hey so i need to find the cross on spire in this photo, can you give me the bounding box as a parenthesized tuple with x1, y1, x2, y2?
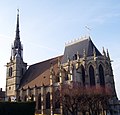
(17, 9, 19, 14)
(12, 9, 23, 58)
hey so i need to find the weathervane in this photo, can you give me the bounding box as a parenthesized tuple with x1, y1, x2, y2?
(85, 26, 91, 36)
(17, 9, 19, 12)
(17, 9, 19, 15)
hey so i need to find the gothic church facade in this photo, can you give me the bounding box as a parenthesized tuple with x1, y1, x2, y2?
(6, 11, 119, 115)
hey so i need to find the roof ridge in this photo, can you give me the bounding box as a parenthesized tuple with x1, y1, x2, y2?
(29, 55, 63, 67)
(65, 35, 90, 47)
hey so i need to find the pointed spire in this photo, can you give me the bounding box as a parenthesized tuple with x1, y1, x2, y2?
(103, 47, 106, 57)
(83, 49, 86, 60)
(107, 49, 110, 60)
(50, 63, 55, 75)
(67, 55, 70, 63)
(77, 51, 80, 60)
(15, 9, 20, 40)
(12, 9, 23, 58)
(93, 47, 96, 61)
(58, 57, 61, 67)
(10, 45, 13, 61)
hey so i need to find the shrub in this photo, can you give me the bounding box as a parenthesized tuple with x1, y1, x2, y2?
(0, 102, 35, 115)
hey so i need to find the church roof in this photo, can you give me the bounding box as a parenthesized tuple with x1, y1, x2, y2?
(19, 56, 63, 89)
(19, 36, 102, 89)
(62, 36, 102, 63)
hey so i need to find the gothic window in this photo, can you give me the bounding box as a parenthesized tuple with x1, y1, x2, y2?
(24, 95, 27, 102)
(64, 70, 69, 81)
(89, 65, 95, 86)
(9, 67, 12, 77)
(56, 74, 60, 82)
(46, 92, 50, 109)
(73, 54, 77, 60)
(99, 64, 105, 87)
(81, 65, 85, 86)
(57, 76, 60, 82)
(65, 74, 69, 81)
(38, 94, 41, 110)
(31, 94, 34, 101)
(55, 90, 60, 109)
(55, 100, 60, 109)
(74, 54, 77, 60)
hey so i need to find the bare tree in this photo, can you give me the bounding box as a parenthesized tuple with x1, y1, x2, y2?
(54, 82, 111, 115)
(84, 86, 111, 115)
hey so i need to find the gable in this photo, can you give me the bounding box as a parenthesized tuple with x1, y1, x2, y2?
(62, 37, 102, 63)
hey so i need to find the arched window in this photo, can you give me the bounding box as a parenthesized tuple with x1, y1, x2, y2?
(81, 65, 85, 86)
(31, 94, 34, 101)
(9, 67, 12, 77)
(99, 64, 105, 87)
(56, 74, 60, 82)
(55, 90, 60, 109)
(65, 74, 69, 81)
(38, 94, 41, 110)
(89, 65, 95, 86)
(46, 92, 50, 109)
(24, 95, 27, 102)
(74, 54, 77, 60)
(73, 54, 77, 60)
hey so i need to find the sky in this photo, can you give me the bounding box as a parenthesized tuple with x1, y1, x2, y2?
(0, 0, 120, 98)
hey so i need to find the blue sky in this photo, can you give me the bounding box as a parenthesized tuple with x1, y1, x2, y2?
(0, 0, 120, 98)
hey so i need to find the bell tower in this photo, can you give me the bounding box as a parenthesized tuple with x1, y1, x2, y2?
(6, 9, 27, 101)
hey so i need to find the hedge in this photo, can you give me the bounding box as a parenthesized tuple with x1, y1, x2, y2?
(0, 102, 35, 115)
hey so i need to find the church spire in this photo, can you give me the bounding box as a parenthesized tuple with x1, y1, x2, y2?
(14, 9, 21, 49)
(15, 9, 20, 40)
(12, 9, 23, 59)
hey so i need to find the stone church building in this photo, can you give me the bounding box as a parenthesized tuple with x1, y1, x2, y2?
(6, 11, 120, 114)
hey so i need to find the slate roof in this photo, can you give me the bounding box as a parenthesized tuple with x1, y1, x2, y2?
(62, 36, 102, 63)
(19, 37, 102, 89)
(19, 56, 63, 89)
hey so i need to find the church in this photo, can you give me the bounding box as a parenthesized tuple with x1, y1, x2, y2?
(5, 11, 120, 115)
